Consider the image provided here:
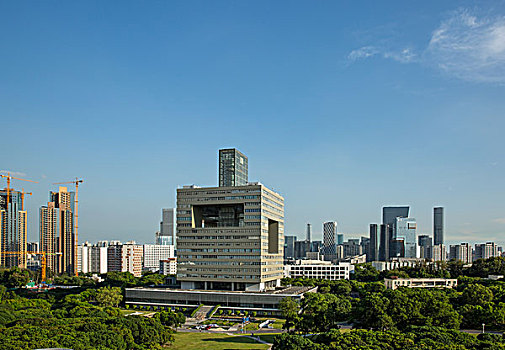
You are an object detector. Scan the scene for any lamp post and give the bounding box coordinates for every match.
[482,323,485,334]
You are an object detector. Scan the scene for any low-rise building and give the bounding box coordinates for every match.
[384,277,457,290]
[159,258,177,275]
[286,260,353,280]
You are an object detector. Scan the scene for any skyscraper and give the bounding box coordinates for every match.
[382,206,410,259]
[369,224,378,262]
[306,223,312,242]
[434,207,444,246]
[40,187,76,275]
[323,221,338,261]
[382,206,410,227]
[393,217,417,258]
[158,208,175,245]
[218,148,248,187]
[284,235,296,259]
[0,189,27,268]
[379,224,389,261]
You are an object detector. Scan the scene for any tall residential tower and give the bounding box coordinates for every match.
[0,190,28,268]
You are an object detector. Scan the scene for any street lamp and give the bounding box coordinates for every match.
[482,323,485,334]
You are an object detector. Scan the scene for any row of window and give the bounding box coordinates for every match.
[178,248,261,253]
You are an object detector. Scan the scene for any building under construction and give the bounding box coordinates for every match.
[0,189,28,268]
[40,187,76,275]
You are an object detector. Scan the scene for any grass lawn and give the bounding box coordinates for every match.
[258,333,281,344]
[170,332,269,350]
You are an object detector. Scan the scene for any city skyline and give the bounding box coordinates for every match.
[1,1,505,246]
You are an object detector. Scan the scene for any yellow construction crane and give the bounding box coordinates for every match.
[0,172,38,205]
[1,251,62,282]
[52,178,84,276]
[20,188,32,211]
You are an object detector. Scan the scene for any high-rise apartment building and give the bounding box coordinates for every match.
[218,148,248,187]
[434,207,444,246]
[143,244,175,272]
[323,221,338,261]
[432,244,447,262]
[176,182,284,291]
[40,187,76,275]
[474,242,499,261]
[158,208,176,245]
[107,241,143,277]
[369,224,379,262]
[337,233,344,245]
[449,243,472,264]
[0,189,28,268]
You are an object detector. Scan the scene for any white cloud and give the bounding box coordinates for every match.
[426,9,505,83]
[384,48,417,63]
[347,9,505,83]
[0,170,27,177]
[493,218,505,224]
[347,46,379,61]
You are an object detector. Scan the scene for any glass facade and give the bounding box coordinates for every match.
[219,148,248,187]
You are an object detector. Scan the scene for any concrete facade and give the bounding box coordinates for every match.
[176,183,284,292]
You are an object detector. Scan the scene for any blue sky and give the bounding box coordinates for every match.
[1,1,505,246]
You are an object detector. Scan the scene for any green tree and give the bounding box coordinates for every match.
[95,286,123,307]
[279,297,300,332]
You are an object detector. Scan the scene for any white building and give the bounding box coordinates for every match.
[286,260,353,280]
[89,246,108,274]
[159,258,177,275]
[432,244,447,262]
[143,244,175,272]
[385,277,457,290]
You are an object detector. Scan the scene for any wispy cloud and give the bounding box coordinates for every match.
[348,46,417,64]
[347,46,379,61]
[347,8,505,83]
[426,9,505,83]
[0,170,27,177]
[493,218,505,224]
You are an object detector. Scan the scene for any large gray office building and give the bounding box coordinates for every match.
[434,207,444,246]
[219,148,248,187]
[176,149,284,292]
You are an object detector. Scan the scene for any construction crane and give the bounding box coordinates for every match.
[20,189,32,210]
[52,178,84,276]
[0,172,38,205]
[1,251,62,282]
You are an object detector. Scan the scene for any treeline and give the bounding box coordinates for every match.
[273,327,505,350]
[349,257,505,282]
[0,275,185,349]
[281,277,505,331]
